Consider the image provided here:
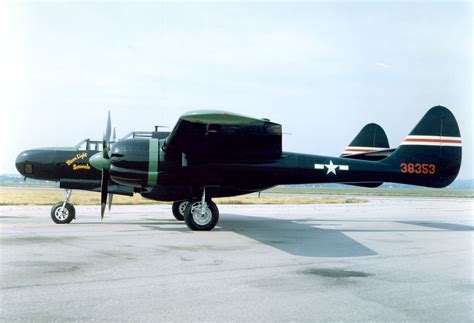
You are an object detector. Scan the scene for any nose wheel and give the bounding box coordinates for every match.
[50,189,76,224]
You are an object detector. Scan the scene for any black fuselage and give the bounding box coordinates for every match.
[15,106,463,204]
[15,137,423,202]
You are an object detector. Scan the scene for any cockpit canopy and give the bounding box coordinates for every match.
[74,139,106,152]
[74,131,171,151]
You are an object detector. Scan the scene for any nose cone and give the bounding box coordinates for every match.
[15,149,56,180]
[15,150,32,176]
[90,152,111,171]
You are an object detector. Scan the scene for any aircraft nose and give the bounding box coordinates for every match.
[15,150,32,176]
[15,149,55,179]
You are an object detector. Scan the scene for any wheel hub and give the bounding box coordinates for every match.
[54,207,69,220]
[191,202,212,225]
[179,201,189,216]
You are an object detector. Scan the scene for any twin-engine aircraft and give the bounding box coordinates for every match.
[16,106,462,231]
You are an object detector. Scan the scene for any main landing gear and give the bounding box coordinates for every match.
[49,188,220,230]
[172,189,219,231]
[171,201,188,221]
[50,189,76,224]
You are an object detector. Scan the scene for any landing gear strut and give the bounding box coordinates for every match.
[50,189,76,224]
[183,188,219,231]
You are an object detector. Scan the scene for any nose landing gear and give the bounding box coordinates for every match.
[50,189,76,224]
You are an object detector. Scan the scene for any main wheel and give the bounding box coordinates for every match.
[183,200,219,231]
[50,202,75,224]
[172,201,189,221]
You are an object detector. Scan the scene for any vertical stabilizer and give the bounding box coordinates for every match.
[383,106,462,188]
[341,123,389,157]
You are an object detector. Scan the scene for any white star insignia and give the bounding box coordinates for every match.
[325,160,338,175]
[314,161,349,175]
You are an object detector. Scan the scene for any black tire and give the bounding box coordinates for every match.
[172,201,189,221]
[50,202,75,224]
[183,199,219,231]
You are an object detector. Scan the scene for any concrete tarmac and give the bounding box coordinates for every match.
[1,197,473,322]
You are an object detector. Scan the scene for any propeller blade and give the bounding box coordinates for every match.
[113,127,116,142]
[105,110,112,145]
[103,111,112,158]
[97,111,113,219]
[108,192,113,211]
[100,169,109,219]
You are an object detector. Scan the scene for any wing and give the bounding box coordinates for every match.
[59,179,134,196]
[164,110,282,160]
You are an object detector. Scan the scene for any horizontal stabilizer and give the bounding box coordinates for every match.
[344,182,383,188]
[342,148,396,161]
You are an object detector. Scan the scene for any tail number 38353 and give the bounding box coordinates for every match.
[400,163,436,174]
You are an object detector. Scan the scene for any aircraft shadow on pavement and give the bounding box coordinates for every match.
[218,214,377,258]
[79,214,377,257]
[76,219,193,232]
[74,216,472,258]
[397,221,474,231]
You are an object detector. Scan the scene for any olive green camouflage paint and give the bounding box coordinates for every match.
[148,138,159,186]
[181,110,267,126]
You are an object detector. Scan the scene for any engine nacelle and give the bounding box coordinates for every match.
[109,138,160,188]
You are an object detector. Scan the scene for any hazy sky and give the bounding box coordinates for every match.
[1,1,472,179]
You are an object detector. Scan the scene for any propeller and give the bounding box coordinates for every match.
[100,167,109,219]
[90,111,113,219]
[108,127,116,212]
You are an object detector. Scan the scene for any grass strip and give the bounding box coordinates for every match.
[0,188,366,206]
